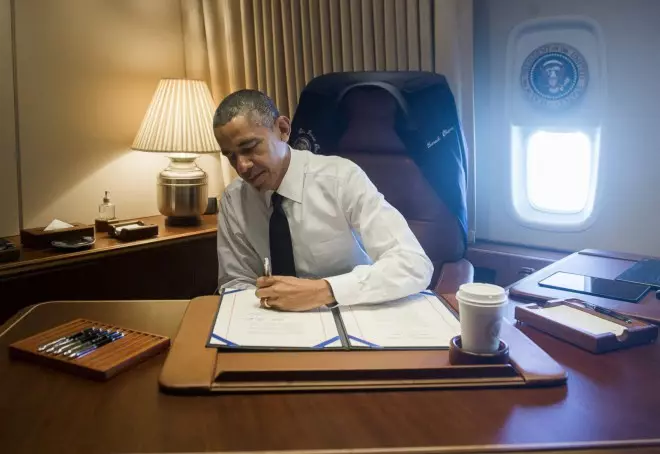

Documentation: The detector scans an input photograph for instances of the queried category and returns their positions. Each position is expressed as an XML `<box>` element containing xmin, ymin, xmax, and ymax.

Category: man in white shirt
<box><xmin>213</xmin><ymin>89</ymin><xmax>432</xmax><ymax>311</ymax></box>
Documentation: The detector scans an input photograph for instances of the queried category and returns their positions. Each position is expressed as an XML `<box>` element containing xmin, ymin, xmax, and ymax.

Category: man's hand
<box><xmin>255</xmin><ymin>276</ymin><xmax>335</xmax><ymax>311</ymax></box>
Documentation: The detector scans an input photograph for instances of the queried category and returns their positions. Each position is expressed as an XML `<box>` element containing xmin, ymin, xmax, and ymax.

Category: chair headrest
<box><xmin>340</xmin><ymin>87</ymin><xmax>399</xmax><ymax>122</ymax></box>
<box><xmin>337</xmin><ymin>87</ymin><xmax>407</xmax><ymax>155</ymax></box>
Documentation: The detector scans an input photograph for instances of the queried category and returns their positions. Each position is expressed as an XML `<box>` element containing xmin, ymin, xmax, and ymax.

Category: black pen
<box><xmin>38</xmin><ymin>327</ymin><xmax>96</xmax><ymax>352</ymax></box>
<box><xmin>582</xmin><ymin>302</ymin><xmax>633</xmax><ymax>324</ymax></box>
<box><xmin>50</xmin><ymin>329</ymin><xmax>102</xmax><ymax>355</ymax></box>
<box><xmin>63</xmin><ymin>329</ymin><xmax>113</xmax><ymax>357</ymax></box>
<box><xmin>72</xmin><ymin>331</ymin><xmax>124</xmax><ymax>359</ymax></box>
<box><xmin>65</xmin><ymin>330</ymin><xmax>121</xmax><ymax>357</ymax></box>
<box><xmin>44</xmin><ymin>328</ymin><xmax>99</xmax><ymax>354</ymax></box>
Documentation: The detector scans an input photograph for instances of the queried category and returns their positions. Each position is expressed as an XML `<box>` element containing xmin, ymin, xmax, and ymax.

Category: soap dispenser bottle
<box><xmin>98</xmin><ymin>191</ymin><xmax>116</xmax><ymax>221</ymax></box>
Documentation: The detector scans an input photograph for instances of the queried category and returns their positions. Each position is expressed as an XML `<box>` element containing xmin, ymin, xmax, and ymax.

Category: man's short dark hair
<box><xmin>213</xmin><ymin>89</ymin><xmax>279</xmax><ymax>128</ymax></box>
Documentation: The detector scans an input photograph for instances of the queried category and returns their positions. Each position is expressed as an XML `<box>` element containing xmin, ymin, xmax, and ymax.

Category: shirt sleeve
<box><xmin>324</xmin><ymin>162</ymin><xmax>434</xmax><ymax>305</ymax></box>
<box><xmin>217</xmin><ymin>191</ymin><xmax>260</xmax><ymax>290</ymax></box>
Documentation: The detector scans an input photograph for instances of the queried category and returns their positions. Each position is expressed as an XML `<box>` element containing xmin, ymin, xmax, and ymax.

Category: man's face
<box><xmin>214</xmin><ymin>114</ymin><xmax>291</xmax><ymax>192</ymax></box>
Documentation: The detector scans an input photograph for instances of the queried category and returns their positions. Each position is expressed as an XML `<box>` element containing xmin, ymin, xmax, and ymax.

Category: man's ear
<box><xmin>274</xmin><ymin>116</ymin><xmax>291</xmax><ymax>142</ymax></box>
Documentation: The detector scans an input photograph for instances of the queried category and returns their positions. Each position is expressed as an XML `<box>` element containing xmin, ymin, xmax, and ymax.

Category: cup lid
<box><xmin>457</xmin><ymin>283</ymin><xmax>508</xmax><ymax>306</ymax></box>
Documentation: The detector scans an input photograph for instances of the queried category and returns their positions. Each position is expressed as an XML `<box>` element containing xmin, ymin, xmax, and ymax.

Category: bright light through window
<box><xmin>526</xmin><ymin>131</ymin><xmax>592</xmax><ymax>214</ymax></box>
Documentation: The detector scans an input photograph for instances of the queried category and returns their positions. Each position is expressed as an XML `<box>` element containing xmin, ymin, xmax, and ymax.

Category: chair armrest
<box><xmin>433</xmin><ymin>258</ymin><xmax>474</xmax><ymax>295</ymax></box>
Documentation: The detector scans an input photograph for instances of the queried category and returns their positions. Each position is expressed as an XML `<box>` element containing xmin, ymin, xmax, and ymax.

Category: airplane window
<box><xmin>526</xmin><ymin>131</ymin><xmax>592</xmax><ymax>214</ymax></box>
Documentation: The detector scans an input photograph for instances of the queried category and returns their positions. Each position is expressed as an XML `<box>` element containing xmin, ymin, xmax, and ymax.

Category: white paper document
<box><xmin>208</xmin><ymin>289</ymin><xmax>341</xmax><ymax>349</ymax></box>
<box><xmin>339</xmin><ymin>292</ymin><xmax>461</xmax><ymax>348</ymax></box>
<box><xmin>533</xmin><ymin>305</ymin><xmax>626</xmax><ymax>336</ymax></box>
<box><xmin>208</xmin><ymin>289</ymin><xmax>460</xmax><ymax>350</ymax></box>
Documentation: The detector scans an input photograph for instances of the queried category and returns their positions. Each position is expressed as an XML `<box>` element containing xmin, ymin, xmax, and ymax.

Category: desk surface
<box><xmin>1</xmin><ymin>251</ymin><xmax>660</xmax><ymax>453</ymax></box>
<box><xmin>0</xmin><ymin>214</ymin><xmax>217</xmax><ymax>278</ymax></box>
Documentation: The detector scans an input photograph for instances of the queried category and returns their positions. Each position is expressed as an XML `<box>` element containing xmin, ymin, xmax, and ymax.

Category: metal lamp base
<box><xmin>157</xmin><ymin>155</ymin><xmax>208</xmax><ymax>224</ymax></box>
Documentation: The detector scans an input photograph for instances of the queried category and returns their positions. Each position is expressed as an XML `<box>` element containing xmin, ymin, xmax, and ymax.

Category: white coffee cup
<box><xmin>456</xmin><ymin>283</ymin><xmax>508</xmax><ymax>354</ymax></box>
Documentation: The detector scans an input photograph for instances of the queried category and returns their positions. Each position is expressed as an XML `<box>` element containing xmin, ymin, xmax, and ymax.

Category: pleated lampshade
<box><xmin>131</xmin><ymin>79</ymin><xmax>220</xmax><ymax>154</ymax></box>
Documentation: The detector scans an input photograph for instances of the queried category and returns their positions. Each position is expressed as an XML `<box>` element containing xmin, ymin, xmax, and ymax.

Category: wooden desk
<box><xmin>0</xmin><ymin>215</ymin><xmax>218</xmax><ymax>323</ymax></box>
<box><xmin>2</xmin><ymin>249</ymin><xmax>660</xmax><ymax>454</ymax></box>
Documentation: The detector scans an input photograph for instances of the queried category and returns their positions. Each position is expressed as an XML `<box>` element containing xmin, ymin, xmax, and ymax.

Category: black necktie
<box><xmin>269</xmin><ymin>193</ymin><xmax>296</xmax><ymax>276</ymax></box>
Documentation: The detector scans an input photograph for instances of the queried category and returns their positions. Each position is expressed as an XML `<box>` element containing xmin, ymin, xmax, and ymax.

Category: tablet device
<box><xmin>539</xmin><ymin>271</ymin><xmax>650</xmax><ymax>303</ymax></box>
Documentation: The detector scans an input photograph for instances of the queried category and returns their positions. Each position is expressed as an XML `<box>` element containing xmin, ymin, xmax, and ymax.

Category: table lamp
<box><xmin>131</xmin><ymin>78</ymin><xmax>220</xmax><ymax>226</ymax></box>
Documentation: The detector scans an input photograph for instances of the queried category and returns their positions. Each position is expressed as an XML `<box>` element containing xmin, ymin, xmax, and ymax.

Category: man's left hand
<box><xmin>255</xmin><ymin>276</ymin><xmax>335</xmax><ymax>311</ymax></box>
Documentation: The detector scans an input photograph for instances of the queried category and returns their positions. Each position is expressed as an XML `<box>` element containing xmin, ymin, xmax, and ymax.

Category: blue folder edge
<box><xmin>208</xmin><ymin>287</ymin><xmax>343</xmax><ymax>349</ymax></box>
<box><xmin>211</xmin><ymin>335</ymin><xmax>380</xmax><ymax>349</ymax></box>
<box><xmin>211</xmin><ymin>333</ymin><xmax>239</xmax><ymax>346</ymax></box>
<box><xmin>205</xmin><ymin>287</ymin><xmax>245</xmax><ymax>348</ymax></box>
<box><xmin>348</xmin><ymin>335</ymin><xmax>381</xmax><ymax>348</ymax></box>
<box><xmin>210</xmin><ymin>334</ymin><xmax>342</xmax><ymax>349</ymax></box>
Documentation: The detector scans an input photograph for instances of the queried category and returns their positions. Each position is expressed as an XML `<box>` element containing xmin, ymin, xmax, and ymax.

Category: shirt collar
<box><xmin>265</xmin><ymin>146</ymin><xmax>306</xmax><ymax>207</ymax></box>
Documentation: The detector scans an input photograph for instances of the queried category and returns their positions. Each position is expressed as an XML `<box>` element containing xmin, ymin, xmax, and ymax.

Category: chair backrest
<box><xmin>289</xmin><ymin>71</ymin><xmax>468</xmax><ymax>288</ymax></box>
<box><xmin>335</xmin><ymin>87</ymin><xmax>464</xmax><ymax>286</ymax></box>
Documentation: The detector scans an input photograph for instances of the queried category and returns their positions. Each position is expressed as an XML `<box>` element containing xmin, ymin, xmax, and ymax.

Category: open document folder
<box><xmin>207</xmin><ymin>289</ymin><xmax>461</xmax><ymax>350</ymax></box>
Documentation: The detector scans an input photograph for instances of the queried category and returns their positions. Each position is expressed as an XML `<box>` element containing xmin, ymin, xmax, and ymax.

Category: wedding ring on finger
<box><xmin>262</xmin><ymin>298</ymin><xmax>271</xmax><ymax>309</ymax></box>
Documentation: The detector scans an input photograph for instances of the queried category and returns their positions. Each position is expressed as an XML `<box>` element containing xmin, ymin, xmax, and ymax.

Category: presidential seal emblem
<box><xmin>521</xmin><ymin>43</ymin><xmax>589</xmax><ymax>110</ymax></box>
<box><xmin>292</xmin><ymin>128</ymin><xmax>320</xmax><ymax>153</ymax></box>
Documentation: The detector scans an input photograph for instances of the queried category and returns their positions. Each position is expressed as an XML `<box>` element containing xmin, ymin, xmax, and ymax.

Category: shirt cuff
<box><xmin>324</xmin><ymin>272</ymin><xmax>360</xmax><ymax>306</ymax></box>
<box><xmin>220</xmin><ymin>279</ymin><xmax>256</xmax><ymax>290</ymax></box>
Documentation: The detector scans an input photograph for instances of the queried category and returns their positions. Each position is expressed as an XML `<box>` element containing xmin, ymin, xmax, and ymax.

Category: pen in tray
<box><xmin>579</xmin><ymin>301</ymin><xmax>634</xmax><ymax>324</ymax></box>
<box><xmin>40</xmin><ymin>328</ymin><xmax>125</xmax><ymax>357</ymax></box>
<box><xmin>70</xmin><ymin>331</ymin><xmax>125</xmax><ymax>359</ymax></box>
<box><xmin>42</xmin><ymin>327</ymin><xmax>101</xmax><ymax>354</ymax></box>
<box><xmin>532</xmin><ymin>298</ymin><xmax>634</xmax><ymax>324</ymax></box>
<box><xmin>49</xmin><ymin>329</ymin><xmax>104</xmax><ymax>355</ymax></box>
<box><xmin>37</xmin><ymin>327</ymin><xmax>96</xmax><ymax>352</ymax></box>
<box><xmin>61</xmin><ymin>329</ymin><xmax>119</xmax><ymax>357</ymax></box>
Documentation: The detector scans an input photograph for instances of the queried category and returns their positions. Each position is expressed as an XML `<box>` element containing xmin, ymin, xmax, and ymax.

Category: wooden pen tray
<box><xmin>9</xmin><ymin>318</ymin><xmax>170</xmax><ymax>381</ymax></box>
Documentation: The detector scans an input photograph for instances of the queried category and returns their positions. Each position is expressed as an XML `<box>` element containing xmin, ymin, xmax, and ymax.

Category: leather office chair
<box><xmin>289</xmin><ymin>71</ymin><xmax>473</xmax><ymax>294</ymax></box>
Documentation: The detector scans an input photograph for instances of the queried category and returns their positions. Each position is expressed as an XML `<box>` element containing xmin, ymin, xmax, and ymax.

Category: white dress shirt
<box><xmin>216</xmin><ymin>147</ymin><xmax>433</xmax><ymax>306</ymax></box>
